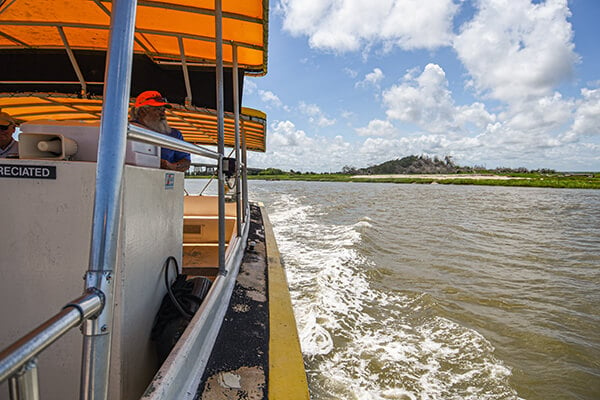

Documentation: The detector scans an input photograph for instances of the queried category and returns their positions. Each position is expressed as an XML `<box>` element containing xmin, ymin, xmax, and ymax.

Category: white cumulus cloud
<box><xmin>278</xmin><ymin>0</ymin><xmax>458</xmax><ymax>53</ymax></box>
<box><xmin>356</xmin><ymin>68</ymin><xmax>385</xmax><ymax>88</ymax></box>
<box><xmin>259</xmin><ymin>90</ymin><xmax>284</xmax><ymax>109</ymax></box>
<box><xmin>381</xmin><ymin>63</ymin><xmax>495</xmax><ymax>134</ymax></box>
<box><xmin>453</xmin><ymin>0</ymin><xmax>580</xmax><ymax>103</ymax></box>
<box><xmin>355</xmin><ymin>119</ymin><xmax>397</xmax><ymax>137</ymax></box>
<box><xmin>248</xmin><ymin>119</ymin><xmax>352</xmax><ymax>171</ymax></box>
<box><xmin>299</xmin><ymin>101</ymin><xmax>336</xmax><ymax>127</ymax></box>
<box><xmin>561</xmin><ymin>87</ymin><xmax>600</xmax><ymax>142</ymax></box>
<box><xmin>243</xmin><ymin>79</ymin><xmax>258</xmax><ymax>95</ymax></box>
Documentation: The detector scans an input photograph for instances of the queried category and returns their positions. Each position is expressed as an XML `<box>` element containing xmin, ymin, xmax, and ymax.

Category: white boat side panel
<box><xmin>110</xmin><ymin>165</ymin><xmax>184</xmax><ymax>400</ymax></box>
<box><xmin>0</xmin><ymin>160</ymin><xmax>184</xmax><ymax>400</ymax></box>
<box><xmin>0</xmin><ymin>160</ymin><xmax>95</xmax><ymax>400</ymax></box>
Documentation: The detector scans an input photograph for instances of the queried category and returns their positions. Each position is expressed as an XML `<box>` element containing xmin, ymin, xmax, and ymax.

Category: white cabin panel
<box><xmin>0</xmin><ymin>159</ymin><xmax>184</xmax><ymax>400</ymax></box>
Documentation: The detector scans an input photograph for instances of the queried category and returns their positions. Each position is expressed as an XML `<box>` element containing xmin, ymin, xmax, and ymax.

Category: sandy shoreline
<box><xmin>351</xmin><ymin>174</ymin><xmax>526</xmax><ymax>180</ymax></box>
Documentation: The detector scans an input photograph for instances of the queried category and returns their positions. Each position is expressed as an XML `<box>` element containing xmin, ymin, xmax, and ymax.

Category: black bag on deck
<box><xmin>151</xmin><ymin>256</ymin><xmax>212</xmax><ymax>364</ymax></box>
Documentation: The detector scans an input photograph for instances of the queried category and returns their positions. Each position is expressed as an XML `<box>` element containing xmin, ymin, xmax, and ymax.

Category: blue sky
<box><xmin>242</xmin><ymin>0</ymin><xmax>600</xmax><ymax>172</ymax></box>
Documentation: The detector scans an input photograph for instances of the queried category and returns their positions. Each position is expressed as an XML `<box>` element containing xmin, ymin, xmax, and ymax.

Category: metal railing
<box><xmin>0</xmin><ymin>293</ymin><xmax>103</xmax><ymax>399</ymax></box>
<box><xmin>127</xmin><ymin>124</ymin><xmax>221</xmax><ymax>160</ymax></box>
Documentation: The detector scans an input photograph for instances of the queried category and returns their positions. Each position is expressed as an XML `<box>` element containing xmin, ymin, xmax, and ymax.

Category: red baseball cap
<box><xmin>134</xmin><ymin>90</ymin><xmax>172</xmax><ymax>108</ymax></box>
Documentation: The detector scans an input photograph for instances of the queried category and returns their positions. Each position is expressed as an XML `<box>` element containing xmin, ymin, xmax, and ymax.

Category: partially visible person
<box><xmin>130</xmin><ymin>91</ymin><xmax>191</xmax><ymax>172</ymax></box>
<box><xmin>0</xmin><ymin>111</ymin><xmax>20</xmax><ymax>158</ymax></box>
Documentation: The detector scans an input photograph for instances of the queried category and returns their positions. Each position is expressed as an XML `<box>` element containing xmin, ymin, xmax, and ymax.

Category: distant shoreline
<box><xmin>188</xmin><ymin>172</ymin><xmax>599</xmax><ymax>189</ymax></box>
<box><xmin>351</xmin><ymin>174</ymin><xmax>525</xmax><ymax>181</ymax></box>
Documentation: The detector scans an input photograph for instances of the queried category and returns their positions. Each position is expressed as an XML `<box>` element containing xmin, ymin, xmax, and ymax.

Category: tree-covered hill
<box><xmin>342</xmin><ymin>155</ymin><xmax>469</xmax><ymax>175</ymax></box>
<box><xmin>341</xmin><ymin>155</ymin><xmax>556</xmax><ymax>175</ymax></box>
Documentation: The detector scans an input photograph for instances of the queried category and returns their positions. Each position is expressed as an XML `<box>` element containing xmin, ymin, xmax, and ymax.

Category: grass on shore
<box><xmin>239</xmin><ymin>173</ymin><xmax>600</xmax><ymax>189</ymax></box>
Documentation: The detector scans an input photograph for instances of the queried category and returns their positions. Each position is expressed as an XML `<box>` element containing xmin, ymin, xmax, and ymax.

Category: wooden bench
<box><xmin>182</xmin><ymin>196</ymin><xmax>237</xmax><ymax>279</ymax></box>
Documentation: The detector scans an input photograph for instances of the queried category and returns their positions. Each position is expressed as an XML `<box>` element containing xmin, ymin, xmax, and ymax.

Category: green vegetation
<box><xmin>188</xmin><ymin>155</ymin><xmax>600</xmax><ymax>189</ymax></box>
<box><xmin>247</xmin><ymin>172</ymin><xmax>600</xmax><ymax>189</ymax></box>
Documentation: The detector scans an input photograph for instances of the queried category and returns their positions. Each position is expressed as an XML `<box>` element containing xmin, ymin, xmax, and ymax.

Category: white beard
<box><xmin>141</xmin><ymin>116</ymin><xmax>171</xmax><ymax>135</ymax></box>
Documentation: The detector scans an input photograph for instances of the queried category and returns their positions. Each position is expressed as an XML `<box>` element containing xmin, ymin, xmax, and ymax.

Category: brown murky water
<box><xmin>187</xmin><ymin>180</ymin><xmax>600</xmax><ymax>400</ymax></box>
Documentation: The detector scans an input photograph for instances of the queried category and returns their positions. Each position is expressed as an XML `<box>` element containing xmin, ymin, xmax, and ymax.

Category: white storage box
<box><xmin>19</xmin><ymin>120</ymin><xmax>160</xmax><ymax>168</ymax></box>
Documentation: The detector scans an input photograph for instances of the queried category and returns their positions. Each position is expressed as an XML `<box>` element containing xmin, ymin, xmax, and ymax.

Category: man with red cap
<box><xmin>131</xmin><ymin>91</ymin><xmax>191</xmax><ymax>172</ymax></box>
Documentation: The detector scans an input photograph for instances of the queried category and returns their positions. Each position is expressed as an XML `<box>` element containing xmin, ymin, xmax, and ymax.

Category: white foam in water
<box><xmin>258</xmin><ymin>190</ymin><xmax>522</xmax><ymax>399</ymax></box>
<box><xmin>298</xmin><ymin>306</ymin><xmax>334</xmax><ymax>355</ymax></box>
<box><xmin>354</xmin><ymin>217</ymin><xmax>373</xmax><ymax>229</ymax></box>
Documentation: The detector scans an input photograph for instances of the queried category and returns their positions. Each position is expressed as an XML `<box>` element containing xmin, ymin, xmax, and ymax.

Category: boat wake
<box><xmin>265</xmin><ymin>192</ymin><xmax>521</xmax><ymax>400</ymax></box>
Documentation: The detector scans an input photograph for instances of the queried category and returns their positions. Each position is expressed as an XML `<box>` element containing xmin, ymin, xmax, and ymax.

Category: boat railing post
<box><xmin>216</xmin><ymin>0</ymin><xmax>226</xmax><ymax>273</ymax></box>
<box><xmin>232</xmin><ymin>42</ymin><xmax>242</xmax><ymax>237</ymax></box>
<box><xmin>241</xmin><ymin>125</ymin><xmax>248</xmax><ymax>222</ymax></box>
<box><xmin>0</xmin><ymin>294</ymin><xmax>103</xmax><ymax>386</ymax></box>
<box><xmin>80</xmin><ymin>0</ymin><xmax>137</xmax><ymax>399</ymax></box>
<box><xmin>8</xmin><ymin>359</ymin><xmax>39</xmax><ymax>400</ymax></box>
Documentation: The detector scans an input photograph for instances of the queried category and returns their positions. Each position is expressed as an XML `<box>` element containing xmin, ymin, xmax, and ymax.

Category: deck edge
<box><xmin>260</xmin><ymin>203</ymin><xmax>310</xmax><ymax>400</ymax></box>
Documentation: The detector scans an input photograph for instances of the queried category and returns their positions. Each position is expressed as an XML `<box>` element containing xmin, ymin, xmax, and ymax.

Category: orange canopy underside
<box><xmin>0</xmin><ymin>93</ymin><xmax>267</xmax><ymax>152</ymax></box>
<box><xmin>0</xmin><ymin>1</ymin><xmax>268</xmax><ymax>151</ymax></box>
<box><xmin>0</xmin><ymin>0</ymin><xmax>268</xmax><ymax>74</ymax></box>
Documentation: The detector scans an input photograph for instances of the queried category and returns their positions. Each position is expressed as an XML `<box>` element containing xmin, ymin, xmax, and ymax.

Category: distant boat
<box><xmin>0</xmin><ymin>1</ymin><xmax>308</xmax><ymax>399</ymax></box>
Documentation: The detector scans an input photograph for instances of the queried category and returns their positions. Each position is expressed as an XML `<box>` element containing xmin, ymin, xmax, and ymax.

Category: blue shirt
<box><xmin>161</xmin><ymin>128</ymin><xmax>191</xmax><ymax>163</ymax></box>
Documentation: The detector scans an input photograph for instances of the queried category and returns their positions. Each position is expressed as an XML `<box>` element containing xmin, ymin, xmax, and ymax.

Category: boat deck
<box><xmin>194</xmin><ymin>204</ymin><xmax>309</xmax><ymax>400</ymax></box>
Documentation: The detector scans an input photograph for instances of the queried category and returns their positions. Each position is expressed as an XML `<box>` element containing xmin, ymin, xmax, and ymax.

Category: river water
<box><xmin>186</xmin><ymin>180</ymin><xmax>600</xmax><ymax>400</ymax></box>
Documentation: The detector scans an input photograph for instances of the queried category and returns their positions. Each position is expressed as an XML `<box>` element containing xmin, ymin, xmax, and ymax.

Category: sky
<box><xmin>239</xmin><ymin>0</ymin><xmax>600</xmax><ymax>172</ymax></box>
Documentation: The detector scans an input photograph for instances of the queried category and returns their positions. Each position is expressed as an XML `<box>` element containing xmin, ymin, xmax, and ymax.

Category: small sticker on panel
<box><xmin>165</xmin><ymin>172</ymin><xmax>175</xmax><ymax>189</ymax></box>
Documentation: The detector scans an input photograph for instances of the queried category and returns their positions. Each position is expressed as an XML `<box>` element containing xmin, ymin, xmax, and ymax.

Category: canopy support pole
<box><xmin>241</xmin><ymin>124</ymin><xmax>248</xmax><ymax>222</ymax></box>
<box><xmin>215</xmin><ymin>0</ymin><xmax>226</xmax><ymax>273</ymax></box>
<box><xmin>57</xmin><ymin>26</ymin><xmax>87</xmax><ymax>97</ymax></box>
<box><xmin>178</xmin><ymin>36</ymin><xmax>193</xmax><ymax>106</ymax></box>
<box><xmin>233</xmin><ymin>43</ymin><xmax>242</xmax><ymax>237</ymax></box>
<box><xmin>80</xmin><ymin>1</ymin><xmax>137</xmax><ymax>399</ymax></box>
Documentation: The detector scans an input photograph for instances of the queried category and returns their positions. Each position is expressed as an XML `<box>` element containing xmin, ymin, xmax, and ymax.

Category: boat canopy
<box><xmin>0</xmin><ymin>0</ymin><xmax>269</xmax><ymax>151</ymax></box>
<box><xmin>0</xmin><ymin>93</ymin><xmax>267</xmax><ymax>151</ymax></box>
<box><xmin>0</xmin><ymin>0</ymin><xmax>267</xmax><ymax>74</ymax></box>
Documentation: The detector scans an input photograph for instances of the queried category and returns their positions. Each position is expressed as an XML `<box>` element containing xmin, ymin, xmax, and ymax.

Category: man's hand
<box><xmin>161</xmin><ymin>158</ymin><xmax>191</xmax><ymax>172</ymax></box>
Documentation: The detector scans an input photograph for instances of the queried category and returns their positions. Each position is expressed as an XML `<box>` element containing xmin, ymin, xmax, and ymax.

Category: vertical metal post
<box><xmin>80</xmin><ymin>0</ymin><xmax>137</xmax><ymax>399</ymax></box>
<box><xmin>215</xmin><ymin>0</ymin><xmax>226</xmax><ymax>272</ymax></box>
<box><xmin>8</xmin><ymin>359</ymin><xmax>39</xmax><ymax>400</ymax></box>
<box><xmin>241</xmin><ymin>123</ymin><xmax>248</xmax><ymax>221</ymax></box>
<box><xmin>232</xmin><ymin>43</ymin><xmax>242</xmax><ymax>236</ymax></box>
